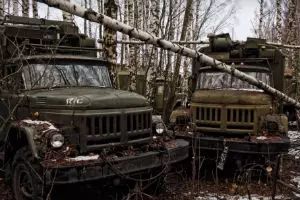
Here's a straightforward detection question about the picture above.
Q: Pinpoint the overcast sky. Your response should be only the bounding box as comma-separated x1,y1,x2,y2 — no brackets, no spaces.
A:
224,0,258,40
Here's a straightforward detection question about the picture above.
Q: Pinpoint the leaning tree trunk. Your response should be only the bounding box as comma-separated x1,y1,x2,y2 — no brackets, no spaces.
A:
62,0,73,22
36,0,300,109
103,0,118,87
32,0,39,18
22,0,29,17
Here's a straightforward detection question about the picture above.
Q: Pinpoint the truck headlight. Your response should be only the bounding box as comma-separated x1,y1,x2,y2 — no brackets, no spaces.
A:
155,123,165,134
50,133,64,148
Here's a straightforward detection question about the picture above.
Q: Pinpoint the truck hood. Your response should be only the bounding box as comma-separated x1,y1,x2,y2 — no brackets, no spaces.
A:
25,87,148,109
192,89,272,105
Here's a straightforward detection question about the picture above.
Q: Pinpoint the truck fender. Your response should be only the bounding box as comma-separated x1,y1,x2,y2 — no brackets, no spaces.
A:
5,125,40,162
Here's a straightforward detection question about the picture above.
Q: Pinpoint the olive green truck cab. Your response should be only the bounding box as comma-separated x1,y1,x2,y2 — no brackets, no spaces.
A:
177,33,289,165
0,16,189,200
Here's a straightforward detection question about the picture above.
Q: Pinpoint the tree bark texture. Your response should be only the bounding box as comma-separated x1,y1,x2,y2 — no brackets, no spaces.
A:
88,0,92,37
103,0,118,87
128,0,136,91
258,0,264,38
162,0,177,121
287,0,299,100
120,0,128,69
36,0,300,109
22,0,29,17
275,0,282,43
13,0,18,16
182,0,194,106
32,0,39,18
0,0,3,19
62,0,73,22
165,0,194,120
98,0,103,39
147,0,160,108
83,0,87,34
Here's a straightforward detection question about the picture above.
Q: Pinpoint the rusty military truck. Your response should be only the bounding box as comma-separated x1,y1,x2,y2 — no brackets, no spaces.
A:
179,33,290,167
0,16,189,200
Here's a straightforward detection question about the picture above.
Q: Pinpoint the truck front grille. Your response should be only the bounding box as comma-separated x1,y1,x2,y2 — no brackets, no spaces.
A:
226,109,254,123
84,109,152,152
196,107,221,121
193,105,256,133
86,115,122,136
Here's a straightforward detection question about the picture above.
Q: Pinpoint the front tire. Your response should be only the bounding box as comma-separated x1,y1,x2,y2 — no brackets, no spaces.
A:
12,146,44,200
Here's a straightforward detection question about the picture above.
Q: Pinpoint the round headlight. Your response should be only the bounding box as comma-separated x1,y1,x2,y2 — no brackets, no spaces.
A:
155,123,165,134
50,133,64,148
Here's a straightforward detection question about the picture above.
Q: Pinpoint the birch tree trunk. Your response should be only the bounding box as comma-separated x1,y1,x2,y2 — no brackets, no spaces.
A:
103,0,118,87
258,0,264,38
22,0,29,17
287,0,296,45
0,0,3,19
162,0,177,121
13,0,18,16
182,0,194,106
88,0,92,37
165,0,194,120
275,0,282,43
6,0,11,15
62,0,73,22
134,0,141,70
193,0,201,46
147,0,160,108
293,0,300,101
36,0,300,109
157,0,166,74
32,0,39,18
141,0,150,71
287,0,299,99
120,0,128,69
98,0,103,41
84,0,87,35
128,0,136,91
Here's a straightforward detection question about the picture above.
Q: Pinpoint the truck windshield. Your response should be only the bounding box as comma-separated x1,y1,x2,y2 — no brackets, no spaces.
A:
196,71,270,90
22,64,112,89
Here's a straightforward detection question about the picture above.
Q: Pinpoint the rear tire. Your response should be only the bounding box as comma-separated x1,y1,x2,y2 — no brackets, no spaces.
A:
12,146,45,200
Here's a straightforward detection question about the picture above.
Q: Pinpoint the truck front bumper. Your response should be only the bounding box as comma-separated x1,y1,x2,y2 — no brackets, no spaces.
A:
41,139,189,185
176,134,290,155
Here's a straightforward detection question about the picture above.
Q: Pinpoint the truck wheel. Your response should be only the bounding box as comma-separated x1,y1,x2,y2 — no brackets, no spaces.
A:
12,146,44,200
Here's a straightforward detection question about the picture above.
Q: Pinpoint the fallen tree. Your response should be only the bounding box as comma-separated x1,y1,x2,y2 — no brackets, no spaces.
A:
37,0,300,108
